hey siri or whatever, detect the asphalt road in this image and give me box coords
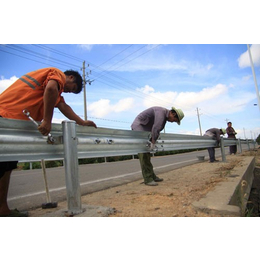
[7,147,230,211]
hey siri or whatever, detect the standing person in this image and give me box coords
[204,128,226,163]
[0,67,97,217]
[226,122,237,155]
[131,106,184,186]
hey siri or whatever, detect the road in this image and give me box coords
[7,147,233,211]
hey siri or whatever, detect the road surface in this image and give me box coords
[7,147,234,210]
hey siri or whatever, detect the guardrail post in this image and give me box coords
[238,139,242,153]
[220,137,226,162]
[62,120,82,215]
[247,139,250,150]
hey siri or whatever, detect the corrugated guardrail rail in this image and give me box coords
[0,118,256,215]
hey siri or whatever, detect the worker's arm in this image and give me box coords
[57,102,97,128]
[38,80,59,136]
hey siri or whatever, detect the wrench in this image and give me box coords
[23,109,55,144]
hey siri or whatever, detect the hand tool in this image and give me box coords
[22,109,55,144]
[22,109,58,209]
[40,159,58,209]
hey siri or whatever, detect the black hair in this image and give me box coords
[171,109,179,120]
[64,70,83,94]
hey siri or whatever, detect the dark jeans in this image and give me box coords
[0,115,18,179]
[207,147,215,162]
[229,145,237,154]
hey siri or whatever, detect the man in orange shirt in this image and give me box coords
[0,67,97,217]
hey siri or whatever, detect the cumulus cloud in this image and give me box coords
[88,97,134,117]
[137,84,255,117]
[238,44,260,68]
[137,84,227,110]
[0,76,18,94]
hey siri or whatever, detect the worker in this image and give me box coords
[0,67,97,217]
[204,128,226,163]
[131,106,184,186]
[226,122,237,155]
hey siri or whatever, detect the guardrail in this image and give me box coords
[0,118,256,215]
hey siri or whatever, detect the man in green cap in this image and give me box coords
[131,106,184,186]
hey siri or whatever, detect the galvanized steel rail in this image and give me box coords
[0,118,256,215]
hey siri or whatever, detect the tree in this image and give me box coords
[256,134,260,144]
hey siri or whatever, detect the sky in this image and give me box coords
[0,44,260,139]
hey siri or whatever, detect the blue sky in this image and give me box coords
[0,44,260,139]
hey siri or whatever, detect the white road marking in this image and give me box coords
[8,159,197,201]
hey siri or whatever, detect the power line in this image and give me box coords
[7,44,81,69]
[0,48,68,70]
[95,44,134,68]
[91,45,147,80]
[33,44,83,63]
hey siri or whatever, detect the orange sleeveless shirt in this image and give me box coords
[0,68,66,121]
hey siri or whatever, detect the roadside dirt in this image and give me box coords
[28,149,260,217]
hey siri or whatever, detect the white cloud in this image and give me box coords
[138,84,227,111]
[137,83,255,117]
[109,52,213,76]
[188,62,214,76]
[79,44,94,51]
[0,76,18,94]
[88,97,134,117]
[238,44,260,68]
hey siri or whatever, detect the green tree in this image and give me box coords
[256,134,260,144]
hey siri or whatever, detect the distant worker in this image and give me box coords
[0,67,97,217]
[226,122,237,155]
[131,106,184,186]
[204,128,226,163]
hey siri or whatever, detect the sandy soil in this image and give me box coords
[29,149,260,217]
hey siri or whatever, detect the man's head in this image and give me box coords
[64,70,83,94]
[167,107,184,125]
[220,128,226,135]
[227,122,232,127]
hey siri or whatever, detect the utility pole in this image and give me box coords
[82,61,94,121]
[196,107,202,136]
[82,61,87,120]
[247,44,260,111]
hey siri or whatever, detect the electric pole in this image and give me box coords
[196,107,202,136]
[82,61,94,121]
[82,61,87,120]
[247,44,260,111]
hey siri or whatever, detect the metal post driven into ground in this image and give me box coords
[238,139,242,153]
[220,136,226,162]
[247,139,250,150]
[62,120,82,215]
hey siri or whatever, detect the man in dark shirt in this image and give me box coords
[131,106,184,186]
[226,122,237,155]
[204,128,226,163]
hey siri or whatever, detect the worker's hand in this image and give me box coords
[147,141,158,152]
[38,120,51,136]
[150,143,156,150]
[82,120,97,128]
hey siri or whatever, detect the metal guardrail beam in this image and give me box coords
[0,117,218,162]
[0,118,256,162]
